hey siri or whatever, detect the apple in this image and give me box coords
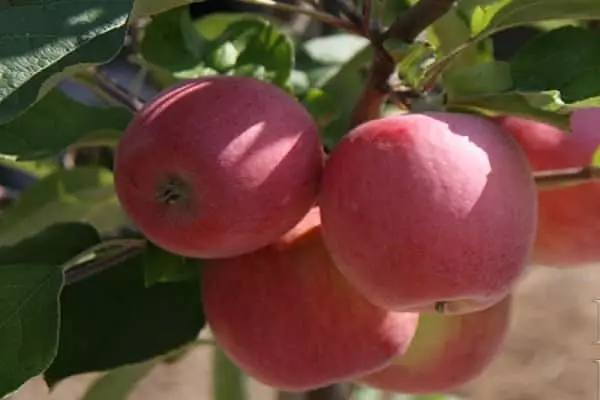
[201,207,420,391]
[114,76,324,259]
[495,110,600,267]
[319,112,537,314]
[357,294,512,394]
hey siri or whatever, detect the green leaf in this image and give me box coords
[143,242,202,287]
[446,90,571,129]
[395,42,437,89]
[0,89,131,160]
[82,359,157,400]
[0,2,132,124]
[510,26,600,103]
[141,9,294,88]
[472,0,600,36]
[213,346,247,400]
[44,253,205,384]
[0,167,125,247]
[0,223,100,266]
[593,146,600,167]
[131,0,190,18]
[319,45,373,147]
[0,159,57,179]
[0,263,63,398]
[303,34,370,66]
[445,61,512,98]
[351,385,384,400]
[298,88,339,130]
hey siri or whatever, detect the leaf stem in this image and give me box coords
[235,0,364,35]
[534,166,600,190]
[60,238,147,272]
[64,246,145,286]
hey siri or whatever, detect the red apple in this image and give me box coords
[201,207,420,391]
[495,109,600,267]
[114,76,324,259]
[358,294,512,394]
[319,112,537,314]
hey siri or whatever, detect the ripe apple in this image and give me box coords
[201,207,420,391]
[358,294,512,394]
[114,76,324,259]
[319,112,537,315]
[495,109,600,267]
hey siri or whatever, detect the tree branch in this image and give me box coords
[350,47,396,128]
[383,0,456,42]
[349,0,456,129]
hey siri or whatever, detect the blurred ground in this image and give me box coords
[12,264,600,400]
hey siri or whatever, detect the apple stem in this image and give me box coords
[534,166,600,190]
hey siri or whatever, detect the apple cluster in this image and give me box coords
[113,75,600,395]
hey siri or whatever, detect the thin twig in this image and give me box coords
[235,0,364,35]
[323,0,363,26]
[383,0,456,42]
[534,166,600,190]
[64,246,145,286]
[93,68,144,113]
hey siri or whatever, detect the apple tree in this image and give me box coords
[1,0,600,399]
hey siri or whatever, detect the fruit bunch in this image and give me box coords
[113,75,599,395]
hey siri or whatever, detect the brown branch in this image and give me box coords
[350,47,396,128]
[534,166,600,191]
[383,0,457,42]
[349,0,456,129]
[362,0,373,33]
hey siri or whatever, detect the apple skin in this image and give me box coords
[495,111,600,267]
[319,112,537,315]
[201,207,420,392]
[357,294,512,394]
[114,76,324,259]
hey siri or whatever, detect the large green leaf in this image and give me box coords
[0,263,63,398]
[447,90,571,129]
[319,44,372,147]
[141,9,294,88]
[0,222,100,266]
[0,0,132,124]
[444,61,512,98]
[0,89,131,160]
[471,0,600,35]
[0,167,125,247]
[143,242,202,288]
[44,254,205,384]
[510,26,600,103]
[131,0,189,18]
